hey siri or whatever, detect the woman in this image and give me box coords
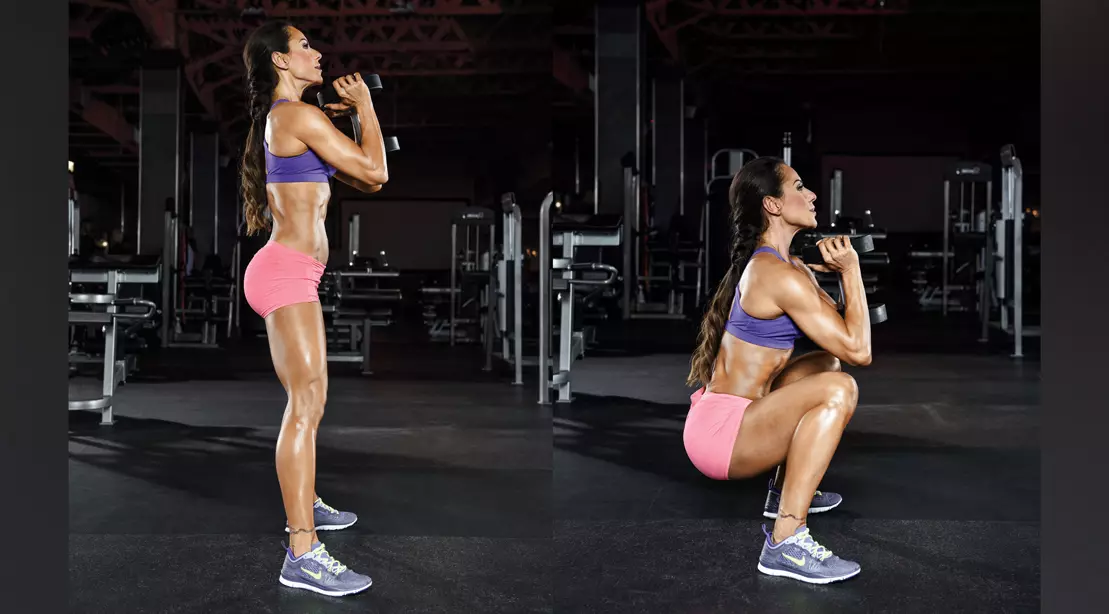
[684,157,871,585]
[239,21,389,597]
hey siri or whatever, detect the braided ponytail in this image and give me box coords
[240,20,292,236]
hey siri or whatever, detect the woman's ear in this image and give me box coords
[271,51,288,71]
[762,195,783,217]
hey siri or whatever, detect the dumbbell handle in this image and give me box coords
[801,234,874,265]
[316,73,383,107]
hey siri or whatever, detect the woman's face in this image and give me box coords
[775,165,818,229]
[278,27,323,86]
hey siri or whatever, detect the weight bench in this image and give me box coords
[68,293,157,425]
[321,280,400,375]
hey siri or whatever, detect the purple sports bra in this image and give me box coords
[724,246,804,350]
[264,99,337,184]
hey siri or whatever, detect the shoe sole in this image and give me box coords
[279,575,373,597]
[763,500,841,519]
[285,519,358,533]
[756,562,860,584]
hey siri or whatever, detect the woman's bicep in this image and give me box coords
[775,274,859,363]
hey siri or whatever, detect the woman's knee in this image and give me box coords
[817,371,858,417]
[288,377,328,423]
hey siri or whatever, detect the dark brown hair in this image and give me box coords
[240,20,293,236]
[687,156,787,387]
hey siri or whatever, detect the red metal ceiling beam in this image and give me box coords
[191,0,505,17]
[70,0,132,10]
[129,0,179,48]
[698,18,857,39]
[180,15,476,52]
[71,90,140,153]
[553,45,588,94]
[707,0,909,16]
[189,0,549,15]
[648,0,908,61]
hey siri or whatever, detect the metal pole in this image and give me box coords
[622,166,634,319]
[679,79,685,216]
[1013,159,1024,358]
[831,170,843,227]
[942,180,950,317]
[450,223,457,346]
[980,180,993,343]
[513,205,523,386]
[162,210,174,343]
[485,225,495,371]
[101,270,120,426]
[539,192,553,404]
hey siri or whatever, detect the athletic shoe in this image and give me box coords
[756,524,861,584]
[286,497,358,532]
[279,542,373,597]
[763,480,843,519]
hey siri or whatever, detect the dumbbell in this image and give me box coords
[805,234,887,323]
[316,72,399,153]
[801,234,874,265]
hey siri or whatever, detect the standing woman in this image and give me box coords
[240,21,388,597]
[684,157,871,584]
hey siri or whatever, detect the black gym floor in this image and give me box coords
[69,313,1039,613]
[68,344,552,613]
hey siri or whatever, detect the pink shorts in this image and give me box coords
[243,241,326,319]
[683,387,753,481]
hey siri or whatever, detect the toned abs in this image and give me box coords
[267,182,331,264]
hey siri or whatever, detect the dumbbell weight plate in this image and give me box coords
[870,303,888,324]
[835,302,887,324]
[323,98,399,152]
[801,234,875,265]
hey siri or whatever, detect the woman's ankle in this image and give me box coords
[771,514,806,544]
[288,528,316,558]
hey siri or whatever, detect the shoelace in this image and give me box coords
[315,499,340,515]
[794,529,833,562]
[310,545,348,575]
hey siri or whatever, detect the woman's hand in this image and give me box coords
[332,73,372,108]
[807,236,860,275]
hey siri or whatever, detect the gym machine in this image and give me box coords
[988,144,1037,357]
[539,192,621,404]
[68,261,161,425]
[497,193,525,386]
[68,168,80,257]
[447,207,498,371]
[162,210,236,348]
[319,268,401,375]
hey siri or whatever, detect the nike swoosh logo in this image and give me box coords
[303,567,323,580]
[782,553,806,566]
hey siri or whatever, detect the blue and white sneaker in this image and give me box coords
[756,524,861,584]
[763,480,843,519]
[279,542,373,597]
[286,497,358,532]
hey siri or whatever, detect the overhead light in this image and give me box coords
[68,161,74,173]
